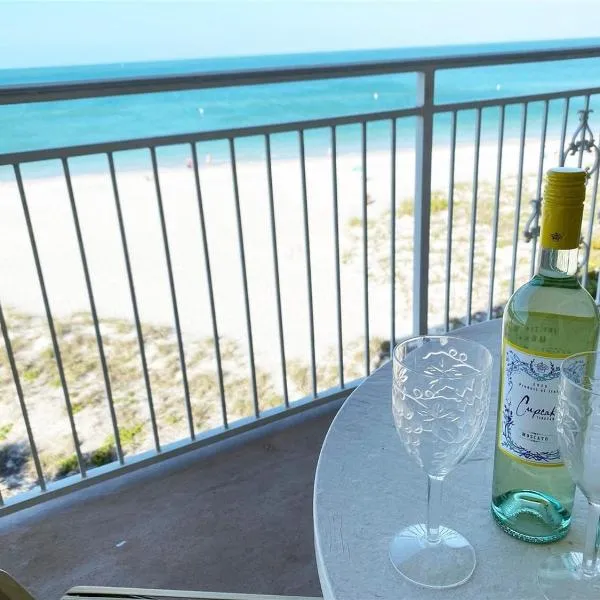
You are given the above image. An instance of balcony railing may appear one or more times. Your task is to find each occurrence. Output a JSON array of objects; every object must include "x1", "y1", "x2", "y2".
[{"x1": 1, "y1": 41, "x2": 600, "y2": 513}]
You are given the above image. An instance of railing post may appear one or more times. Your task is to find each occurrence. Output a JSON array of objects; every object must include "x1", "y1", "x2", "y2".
[{"x1": 413, "y1": 69, "x2": 434, "y2": 335}]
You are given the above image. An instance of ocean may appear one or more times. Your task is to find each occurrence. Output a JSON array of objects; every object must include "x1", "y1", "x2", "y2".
[{"x1": 2, "y1": 39, "x2": 600, "y2": 176}]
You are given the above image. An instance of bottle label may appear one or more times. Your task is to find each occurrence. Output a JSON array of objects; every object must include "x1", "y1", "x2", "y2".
[{"x1": 498, "y1": 340, "x2": 565, "y2": 466}]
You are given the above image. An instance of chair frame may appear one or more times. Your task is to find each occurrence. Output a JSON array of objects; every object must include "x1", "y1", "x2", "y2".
[
  {"x1": 63, "y1": 587, "x2": 321, "y2": 600},
  {"x1": 0, "y1": 569, "x2": 322, "y2": 600}
]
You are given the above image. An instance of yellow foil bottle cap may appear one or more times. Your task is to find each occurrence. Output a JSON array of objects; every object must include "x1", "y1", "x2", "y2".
[{"x1": 541, "y1": 167, "x2": 586, "y2": 250}]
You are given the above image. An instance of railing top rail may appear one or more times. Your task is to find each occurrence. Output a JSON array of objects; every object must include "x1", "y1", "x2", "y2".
[
  {"x1": 2, "y1": 43, "x2": 600, "y2": 106},
  {"x1": 2, "y1": 83, "x2": 600, "y2": 167}
]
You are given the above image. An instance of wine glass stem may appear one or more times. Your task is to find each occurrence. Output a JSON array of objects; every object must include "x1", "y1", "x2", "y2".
[
  {"x1": 426, "y1": 474, "x2": 444, "y2": 544},
  {"x1": 582, "y1": 501, "x2": 600, "y2": 577}
]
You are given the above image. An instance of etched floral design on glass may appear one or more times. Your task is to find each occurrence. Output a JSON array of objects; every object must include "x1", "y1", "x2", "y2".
[
  {"x1": 538, "y1": 351, "x2": 600, "y2": 599},
  {"x1": 390, "y1": 336, "x2": 492, "y2": 590}
]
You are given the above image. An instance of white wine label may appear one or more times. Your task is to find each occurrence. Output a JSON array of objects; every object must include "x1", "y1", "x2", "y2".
[{"x1": 499, "y1": 341, "x2": 564, "y2": 466}]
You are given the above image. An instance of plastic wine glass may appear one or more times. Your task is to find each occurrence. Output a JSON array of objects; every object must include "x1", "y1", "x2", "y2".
[
  {"x1": 391, "y1": 335, "x2": 492, "y2": 589},
  {"x1": 538, "y1": 351, "x2": 600, "y2": 599}
]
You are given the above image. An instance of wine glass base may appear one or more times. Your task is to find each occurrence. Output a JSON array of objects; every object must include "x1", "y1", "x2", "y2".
[
  {"x1": 538, "y1": 552, "x2": 600, "y2": 599},
  {"x1": 389, "y1": 523, "x2": 476, "y2": 589}
]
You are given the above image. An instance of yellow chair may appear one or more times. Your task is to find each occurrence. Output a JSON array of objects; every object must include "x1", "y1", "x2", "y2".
[{"x1": 0, "y1": 572, "x2": 36, "y2": 600}]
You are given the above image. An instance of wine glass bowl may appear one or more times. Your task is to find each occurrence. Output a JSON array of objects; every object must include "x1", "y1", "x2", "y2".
[
  {"x1": 539, "y1": 351, "x2": 600, "y2": 599},
  {"x1": 393, "y1": 344, "x2": 490, "y2": 477},
  {"x1": 557, "y1": 358, "x2": 600, "y2": 503},
  {"x1": 390, "y1": 336, "x2": 492, "y2": 589}
]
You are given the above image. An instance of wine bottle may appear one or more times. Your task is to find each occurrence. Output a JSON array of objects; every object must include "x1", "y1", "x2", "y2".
[{"x1": 491, "y1": 167, "x2": 600, "y2": 543}]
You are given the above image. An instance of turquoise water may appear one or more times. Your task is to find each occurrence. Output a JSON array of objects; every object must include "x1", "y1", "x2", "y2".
[{"x1": 1, "y1": 39, "x2": 600, "y2": 174}]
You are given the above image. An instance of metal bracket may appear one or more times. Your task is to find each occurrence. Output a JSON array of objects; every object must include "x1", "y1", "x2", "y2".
[
  {"x1": 562, "y1": 110, "x2": 597, "y2": 273},
  {"x1": 561, "y1": 109, "x2": 600, "y2": 179},
  {"x1": 524, "y1": 109, "x2": 600, "y2": 245}
]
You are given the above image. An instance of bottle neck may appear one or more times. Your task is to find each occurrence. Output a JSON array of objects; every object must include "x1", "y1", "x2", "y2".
[{"x1": 537, "y1": 246, "x2": 579, "y2": 278}]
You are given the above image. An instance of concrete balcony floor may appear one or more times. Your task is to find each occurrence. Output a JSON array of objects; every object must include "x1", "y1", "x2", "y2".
[{"x1": 0, "y1": 403, "x2": 340, "y2": 600}]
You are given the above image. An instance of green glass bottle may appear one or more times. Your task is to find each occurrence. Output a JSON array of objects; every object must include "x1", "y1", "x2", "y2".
[{"x1": 491, "y1": 167, "x2": 600, "y2": 543}]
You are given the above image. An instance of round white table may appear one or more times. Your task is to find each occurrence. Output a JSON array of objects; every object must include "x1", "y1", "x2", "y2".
[{"x1": 313, "y1": 319, "x2": 587, "y2": 599}]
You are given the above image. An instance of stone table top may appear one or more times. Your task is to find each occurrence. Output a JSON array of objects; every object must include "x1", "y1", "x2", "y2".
[{"x1": 313, "y1": 319, "x2": 586, "y2": 600}]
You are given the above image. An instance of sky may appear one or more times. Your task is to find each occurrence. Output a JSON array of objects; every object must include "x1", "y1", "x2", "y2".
[{"x1": 2, "y1": 0, "x2": 600, "y2": 69}]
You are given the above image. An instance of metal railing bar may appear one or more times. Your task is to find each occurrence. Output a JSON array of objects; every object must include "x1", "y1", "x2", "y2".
[
  {"x1": 488, "y1": 105, "x2": 505, "y2": 319},
  {"x1": 361, "y1": 121, "x2": 370, "y2": 375},
  {"x1": 510, "y1": 103, "x2": 529, "y2": 296},
  {"x1": 433, "y1": 85, "x2": 600, "y2": 114},
  {"x1": 413, "y1": 69, "x2": 435, "y2": 335},
  {"x1": 3, "y1": 83, "x2": 598, "y2": 169},
  {"x1": 0, "y1": 107, "x2": 422, "y2": 167},
  {"x1": 583, "y1": 155, "x2": 600, "y2": 287},
  {"x1": 264, "y1": 135, "x2": 289, "y2": 408},
  {"x1": 443, "y1": 111, "x2": 457, "y2": 332},
  {"x1": 466, "y1": 109, "x2": 482, "y2": 326},
  {"x1": 559, "y1": 97, "x2": 571, "y2": 165},
  {"x1": 0, "y1": 487, "x2": 3, "y2": 506},
  {"x1": 299, "y1": 130, "x2": 317, "y2": 398},
  {"x1": 390, "y1": 119, "x2": 397, "y2": 353},
  {"x1": 108, "y1": 153, "x2": 160, "y2": 451},
  {"x1": 5, "y1": 85, "x2": 600, "y2": 168},
  {"x1": 3, "y1": 42, "x2": 600, "y2": 105},
  {"x1": 62, "y1": 158, "x2": 124, "y2": 464},
  {"x1": 149, "y1": 148, "x2": 195, "y2": 438},
  {"x1": 229, "y1": 139, "x2": 260, "y2": 417},
  {"x1": 13, "y1": 164, "x2": 87, "y2": 477},
  {"x1": 330, "y1": 126, "x2": 344, "y2": 387},
  {"x1": 0, "y1": 298, "x2": 46, "y2": 490},
  {"x1": 190, "y1": 144, "x2": 228, "y2": 428},
  {"x1": 579, "y1": 95, "x2": 591, "y2": 168},
  {"x1": 531, "y1": 100, "x2": 549, "y2": 278}
]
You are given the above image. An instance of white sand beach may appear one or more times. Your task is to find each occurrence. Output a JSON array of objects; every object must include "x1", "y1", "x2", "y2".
[{"x1": 0, "y1": 136, "x2": 569, "y2": 358}]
